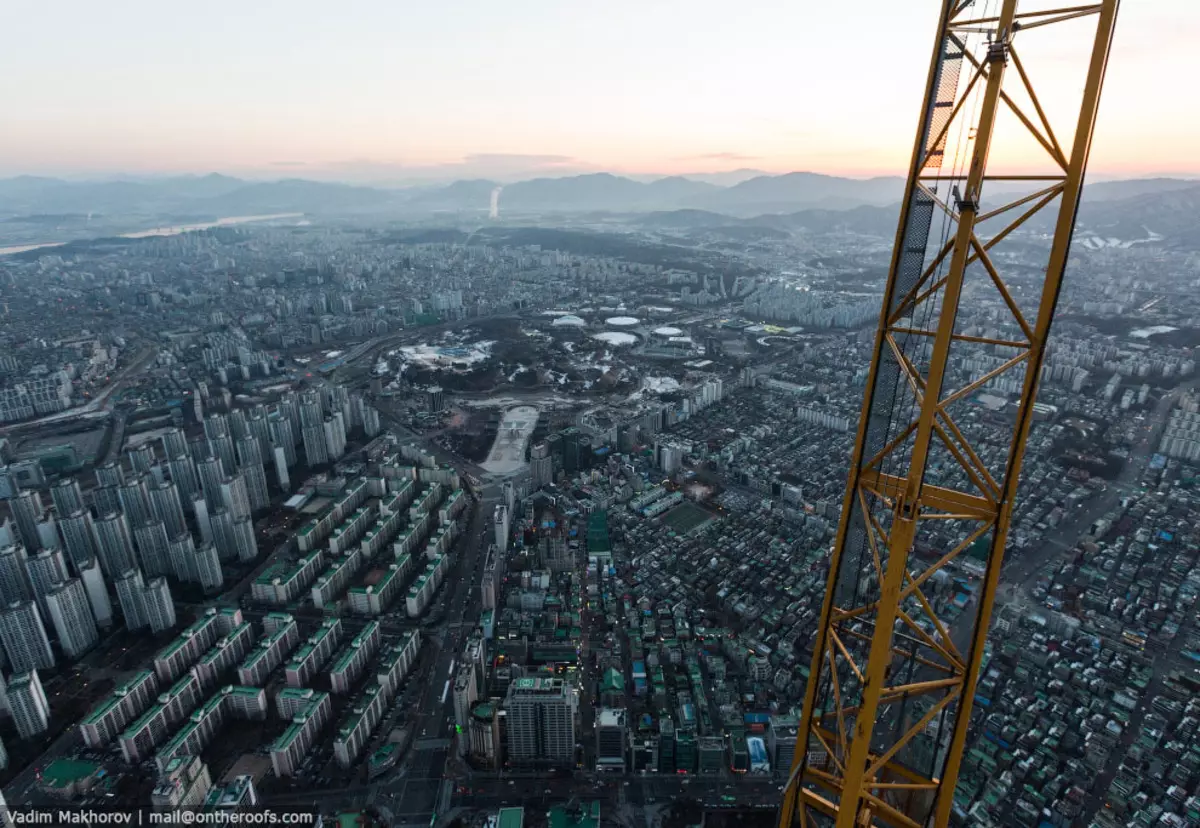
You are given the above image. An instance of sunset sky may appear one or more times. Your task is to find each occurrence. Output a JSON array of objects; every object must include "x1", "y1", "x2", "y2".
[{"x1": 2, "y1": 1, "x2": 1196, "y2": 182}]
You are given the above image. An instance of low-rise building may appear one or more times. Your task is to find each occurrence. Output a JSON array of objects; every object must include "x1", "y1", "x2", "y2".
[
  {"x1": 270, "y1": 691, "x2": 331, "y2": 777},
  {"x1": 376, "y1": 631, "x2": 421, "y2": 697},
  {"x1": 152, "y1": 608, "x2": 243, "y2": 683},
  {"x1": 193, "y1": 622, "x2": 254, "y2": 689},
  {"x1": 151, "y1": 755, "x2": 212, "y2": 813},
  {"x1": 155, "y1": 685, "x2": 267, "y2": 772},
  {"x1": 119, "y1": 670, "x2": 204, "y2": 764},
  {"x1": 284, "y1": 618, "x2": 342, "y2": 687},
  {"x1": 311, "y1": 550, "x2": 361, "y2": 609},
  {"x1": 348, "y1": 558, "x2": 411, "y2": 615},
  {"x1": 250, "y1": 551, "x2": 324, "y2": 605},
  {"x1": 333, "y1": 684, "x2": 386, "y2": 767},
  {"x1": 327, "y1": 620, "x2": 381, "y2": 694},
  {"x1": 236, "y1": 616, "x2": 300, "y2": 686},
  {"x1": 80, "y1": 670, "x2": 159, "y2": 748}
]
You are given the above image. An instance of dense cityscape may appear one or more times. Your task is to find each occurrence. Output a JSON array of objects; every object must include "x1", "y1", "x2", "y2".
[{"x1": 0, "y1": 159, "x2": 1196, "y2": 828}]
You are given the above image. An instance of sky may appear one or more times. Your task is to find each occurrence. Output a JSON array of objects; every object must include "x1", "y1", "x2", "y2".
[{"x1": 2, "y1": 0, "x2": 1197, "y2": 183}]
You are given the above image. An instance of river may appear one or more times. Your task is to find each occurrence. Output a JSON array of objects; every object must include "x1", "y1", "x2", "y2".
[{"x1": 0, "y1": 212, "x2": 304, "y2": 256}]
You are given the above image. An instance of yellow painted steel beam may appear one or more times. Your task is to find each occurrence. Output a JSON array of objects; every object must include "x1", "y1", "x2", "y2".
[
  {"x1": 776, "y1": 4, "x2": 964, "y2": 825},
  {"x1": 781, "y1": 1, "x2": 1121, "y2": 826},
  {"x1": 930, "y1": 2, "x2": 1121, "y2": 822}
]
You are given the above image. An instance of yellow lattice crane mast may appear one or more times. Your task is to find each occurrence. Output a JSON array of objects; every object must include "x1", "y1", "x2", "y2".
[{"x1": 779, "y1": 2, "x2": 1120, "y2": 826}]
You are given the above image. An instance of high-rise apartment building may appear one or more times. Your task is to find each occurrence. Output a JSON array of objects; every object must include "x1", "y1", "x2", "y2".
[
  {"x1": 167, "y1": 455, "x2": 200, "y2": 502},
  {"x1": 45, "y1": 578, "x2": 100, "y2": 659},
  {"x1": 161, "y1": 427, "x2": 189, "y2": 461},
  {"x1": 193, "y1": 542, "x2": 224, "y2": 593},
  {"x1": 94, "y1": 512, "x2": 137, "y2": 577},
  {"x1": 302, "y1": 424, "x2": 329, "y2": 467},
  {"x1": 118, "y1": 475, "x2": 153, "y2": 530},
  {"x1": 268, "y1": 412, "x2": 296, "y2": 467},
  {"x1": 0, "y1": 545, "x2": 32, "y2": 606},
  {"x1": 90, "y1": 485, "x2": 121, "y2": 520},
  {"x1": 147, "y1": 480, "x2": 188, "y2": 539},
  {"x1": 218, "y1": 474, "x2": 250, "y2": 521},
  {"x1": 58, "y1": 509, "x2": 99, "y2": 568},
  {"x1": 505, "y1": 677, "x2": 575, "y2": 766},
  {"x1": 0, "y1": 601, "x2": 55, "y2": 672},
  {"x1": 10, "y1": 490, "x2": 44, "y2": 552},
  {"x1": 49, "y1": 478, "x2": 85, "y2": 516},
  {"x1": 232, "y1": 517, "x2": 257, "y2": 563},
  {"x1": 197, "y1": 456, "x2": 224, "y2": 508},
  {"x1": 95, "y1": 461, "x2": 125, "y2": 488},
  {"x1": 115, "y1": 569, "x2": 175, "y2": 633},
  {"x1": 8, "y1": 670, "x2": 50, "y2": 740},
  {"x1": 134, "y1": 521, "x2": 172, "y2": 578},
  {"x1": 208, "y1": 507, "x2": 233, "y2": 561},
  {"x1": 530, "y1": 442, "x2": 553, "y2": 489},
  {"x1": 142, "y1": 578, "x2": 177, "y2": 633},
  {"x1": 115, "y1": 569, "x2": 148, "y2": 630},
  {"x1": 26, "y1": 548, "x2": 69, "y2": 618},
  {"x1": 272, "y1": 446, "x2": 290, "y2": 492},
  {"x1": 236, "y1": 438, "x2": 270, "y2": 511},
  {"x1": 127, "y1": 443, "x2": 157, "y2": 474},
  {"x1": 78, "y1": 558, "x2": 114, "y2": 628}
]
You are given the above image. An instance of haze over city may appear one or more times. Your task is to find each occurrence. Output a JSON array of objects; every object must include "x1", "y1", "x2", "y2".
[
  {"x1": 3, "y1": 3, "x2": 1200, "y2": 828},
  {"x1": 2, "y1": 0, "x2": 1198, "y2": 181}
]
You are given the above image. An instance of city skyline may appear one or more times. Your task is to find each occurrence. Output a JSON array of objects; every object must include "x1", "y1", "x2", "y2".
[{"x1": 3, "y1": 0, "x2": 1198, "y2": 181}]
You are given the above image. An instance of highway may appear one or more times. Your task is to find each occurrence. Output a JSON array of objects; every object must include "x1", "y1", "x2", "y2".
[{"x1": 0, "y1": 343, "x2": 157, "y2": 436}]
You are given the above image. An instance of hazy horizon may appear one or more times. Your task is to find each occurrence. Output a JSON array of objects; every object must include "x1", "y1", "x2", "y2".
[{"x1": 3, "y1": 1, "x2": 1198, "y2": 182}]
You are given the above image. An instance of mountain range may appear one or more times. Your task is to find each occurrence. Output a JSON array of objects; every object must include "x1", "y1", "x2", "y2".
[
  {"x1": 1, "y1": 172, "x2": 1197, "y2": 246},
  {"x1": 0, "y1": 170, "x2": 934, "y2": 217}
]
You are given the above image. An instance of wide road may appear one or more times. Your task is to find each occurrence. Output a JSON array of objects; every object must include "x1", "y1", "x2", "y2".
[
  {"x1": 1002, "y1": 375, "x2": 1200, "y2": 602},
  {"x1": 0, "y1": 343, "x2": 157, "y2": 436},
  {"x1": 260, "y1": 482, "x2": 496, "y2": 825},
  {"x1": 452, "y1": 773, "x2": 783, "y2": 819}
]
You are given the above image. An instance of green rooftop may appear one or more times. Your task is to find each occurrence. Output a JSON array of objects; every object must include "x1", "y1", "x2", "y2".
[
  {"x1": 498, "y1": 807, "x2": 525, "y2": 828},
  {"x1": 82, "y1": 692, "x2": 125, "y2": 725},
  {"x1": 254, "y1": 564, "x2": 285, "y2": 585},
  {"x1": 40, "y1": 759, "x2": 99, "y2": 790},
  {"x1": 155, "y1": 614, "x2": 218, "y2": 662},
  {"x1": 83, "y1": 670, "x2": 156, "y2": 725},
  {"x1": 272, "y1": 699, "x2": 325, "y2": 751},
  {"x1": 368, "y1": 743, "x2": 398, "y2": 766}
]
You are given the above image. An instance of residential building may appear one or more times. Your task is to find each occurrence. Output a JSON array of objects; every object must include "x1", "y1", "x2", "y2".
[
  {"x1": 9, "y1": 670, "x2": 50, "y2": 740},
  {"x1": 45, "y1": 578, "x2": 100, "y2": 659},
  {"x1": 0, "y1": 600, "x2": 54, "y2": 672},
  {"x1": 505, "y1": 677, "x2": 575, "y2": 766}
]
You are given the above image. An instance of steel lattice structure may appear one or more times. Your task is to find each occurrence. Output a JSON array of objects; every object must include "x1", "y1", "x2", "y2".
[{"x1": 779, "y1": 2, "x2": 1120, "y2": 826}]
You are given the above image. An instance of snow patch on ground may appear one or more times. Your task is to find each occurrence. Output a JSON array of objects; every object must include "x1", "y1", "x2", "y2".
[
  {"x1": 592, "y1": 331, "x2": 637, "y2": 346},
  {"x1": 390, "y1": 341, "x2": 494, "y2": 371},
  {"x1": 642, "y1": 376, "x2": 682, "y2": 394}
]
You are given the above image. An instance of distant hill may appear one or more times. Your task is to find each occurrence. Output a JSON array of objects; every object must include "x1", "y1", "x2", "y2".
[
  {"x1": 1082, "y1": 178, "x2": 1200, "y2": 202},
  {"x1": 677, "y1": 168, "x2": 770, "y2": 187},
  {"x1": 1074, "y1": 184, "x2": 1200, "y2": 247},
  {"x1": 198, "y1": 179, "x2": 393, "y2": 214},
  {"x1": 496, "y1": 173, "x2": 717, "y2": 212},
  {"x1": 686, "y1": 172, "x2": 907, "y2": 215},
  {"x1": 402, "y1": 179, "x2": 499, "y2": 212},
  {"x1": 2, "y1": 173, "x2": 1197, "y2": 249},
  {"x1": 0, "y1": 174, "x2": 391, "y2": 216}
]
